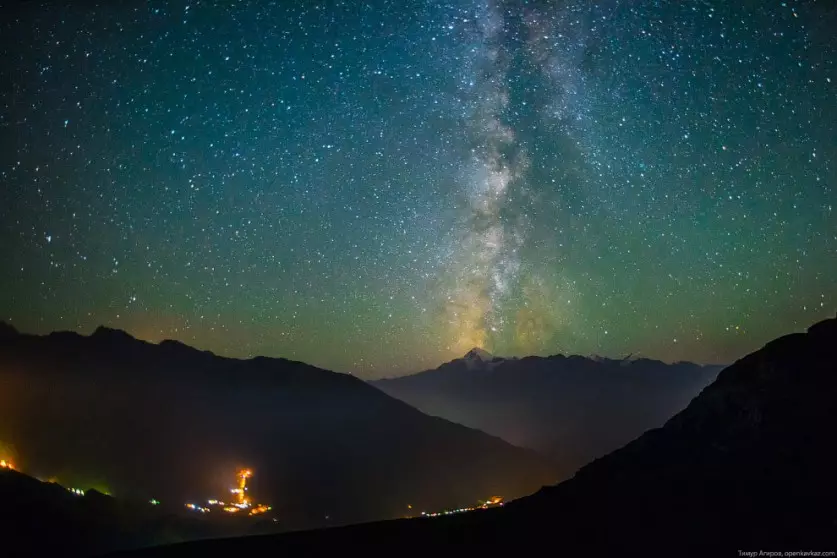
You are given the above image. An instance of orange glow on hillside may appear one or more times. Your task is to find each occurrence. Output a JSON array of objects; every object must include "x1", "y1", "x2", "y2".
[
  {"x1": 249, "y1": 504, "x2": 271, "y2": 516},
  {"x1": 186, "y1": 467, "x2": 272, "y2": 518}
]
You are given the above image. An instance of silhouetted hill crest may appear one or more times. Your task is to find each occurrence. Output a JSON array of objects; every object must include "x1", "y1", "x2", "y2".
[
  {"x1": 808, "y1": 314, "x2": 837, "y2": 338},
  {"x1": 0, "y1": 324, "x2": 558, "y2": 533},
  {"x1": 92, "y1": 325, "x2": 138, "y2": 343},
  {"x1": 0, "y1": 321, "x2": 19, "y2": 339},
  {"x1": 506, "y1": 314, "x2": 837, "y2": 550},
  {"x1": 158, "y1": 338, "x2": 217, "y2": 362}
]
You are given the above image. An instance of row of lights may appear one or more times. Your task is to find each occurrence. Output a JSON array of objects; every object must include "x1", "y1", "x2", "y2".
[
  {"x1": 2, "y1": 459, "x2": 166, "y2": 509},
  {"x1": 2, "y1": 458, "x2": 89, "y2": 499},
  {"x1": 420, "y1": 497, "x2": 504, "y2": 518},
  {"x1": 185, "y1": 499, "x2": 273, "y2": 516}
]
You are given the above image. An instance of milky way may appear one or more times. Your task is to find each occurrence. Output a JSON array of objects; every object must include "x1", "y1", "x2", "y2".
[
  {"x1": 1, "y1": 0, "x2": 835, "y2": 377},
  {"x1": 443, "y1": 0, "x2": 524, "y2": 353},
  {"x1": 443, "y1": 0, "x2": 608, "y2": 353}
]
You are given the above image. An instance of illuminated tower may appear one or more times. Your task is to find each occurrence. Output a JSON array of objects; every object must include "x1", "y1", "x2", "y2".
[{"x1": 235, "y1": 469, "x2": 252, "y2": 506}]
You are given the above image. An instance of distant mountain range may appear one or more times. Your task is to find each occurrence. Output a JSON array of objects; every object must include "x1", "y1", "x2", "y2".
[
  {"x1": 133, "y1": 315, "x2": 837, "y2": 556},
  {"x1": 0, "y1": 323, "x2": 557, "y2": 537},
  {"x1": 374, "y1": 348, "x2": 723, "y2": 474}
]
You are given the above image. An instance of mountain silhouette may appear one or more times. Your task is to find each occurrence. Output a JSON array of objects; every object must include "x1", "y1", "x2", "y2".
[
  {"x1": 374, "y1": 350, "x2": 723, "y2": 475},
  {"x1": 0, "y1": 324, "x2": 557, "y2": 535},
  {"x1": 133, "y1": 315, "x2": 837, "y2": 556},
  {"x1": 462, "y1": 347, "x2": 495, "y2": 362},
  {"x1": 0, "y1": 466, "x2": 280, "y2": 557},
  {"x1": 0, "y1": 321, "x2": 18, "y2": 340}
]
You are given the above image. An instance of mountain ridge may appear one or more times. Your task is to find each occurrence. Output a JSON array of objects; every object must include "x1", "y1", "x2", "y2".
[
  {"x1": 125, "y1": 314, "x2": 837, "y2": 557},
  {"x1": 374, "y1": 348, "x2": 723, "y2": 473},
  {"x1": 0, "y1": 324, "x2": 558, "y2": 534}
]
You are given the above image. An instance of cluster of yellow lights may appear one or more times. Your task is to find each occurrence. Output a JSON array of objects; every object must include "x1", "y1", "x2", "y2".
[
  {"x1": 249, "y1": 504, "x2": 271, "y2": 516},
  {"x1": 0, "y1": 453, "x2": 264, "y2": 516},
  {"x1": 186, "y1": 468, "x2": 271, "y2": 517}
]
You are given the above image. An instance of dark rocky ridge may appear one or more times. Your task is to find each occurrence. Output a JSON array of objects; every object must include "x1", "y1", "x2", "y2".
[
  {"x1": 0, "y1": 466, "x2": 279, "y2": 557},
  {"x1": 0, "y1": 324, "x2": 557, "y2": 536}
]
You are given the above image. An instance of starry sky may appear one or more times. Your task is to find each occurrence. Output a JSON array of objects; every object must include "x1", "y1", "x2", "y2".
[{"x1": 1, "y1": 0, "x2": 835, "y2": 378}]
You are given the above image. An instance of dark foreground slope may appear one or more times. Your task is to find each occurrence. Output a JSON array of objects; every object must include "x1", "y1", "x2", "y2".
[
  {"x1": 375, "y1": 349, "x2": 722, "y2": 473},
  {"x1": 0, "y1": 325, "x2": 557, "y2": 534},
  {"x1": 0, "y1": 467, "x2": 276, "y2": 557},
  {"x1": 137, "y1": 315, "x2": 837, "y2": 556}
]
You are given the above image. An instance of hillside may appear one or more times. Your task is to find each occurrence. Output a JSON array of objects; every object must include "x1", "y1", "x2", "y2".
[
  {"x1": 0, "y1": 325, "x2": 557, "y2": 535},
  {"x1": 0, "y1": 466, "x2": 277, "y2": 557},
  {"x1": 135, "y1": 315, "x2": 837, "y2": 556},
  {"x1": 374, "y1": 349, "x2": 722, "y2": 473}
]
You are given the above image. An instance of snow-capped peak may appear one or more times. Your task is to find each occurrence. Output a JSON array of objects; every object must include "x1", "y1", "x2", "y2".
[{"x1": 463, "y1": 347, "x2": 494, "y2": 362}]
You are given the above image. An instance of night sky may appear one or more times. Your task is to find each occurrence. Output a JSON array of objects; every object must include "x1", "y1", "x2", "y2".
[{"x1": 1, "y1": 1, "x2": 834, "y2": 378}]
